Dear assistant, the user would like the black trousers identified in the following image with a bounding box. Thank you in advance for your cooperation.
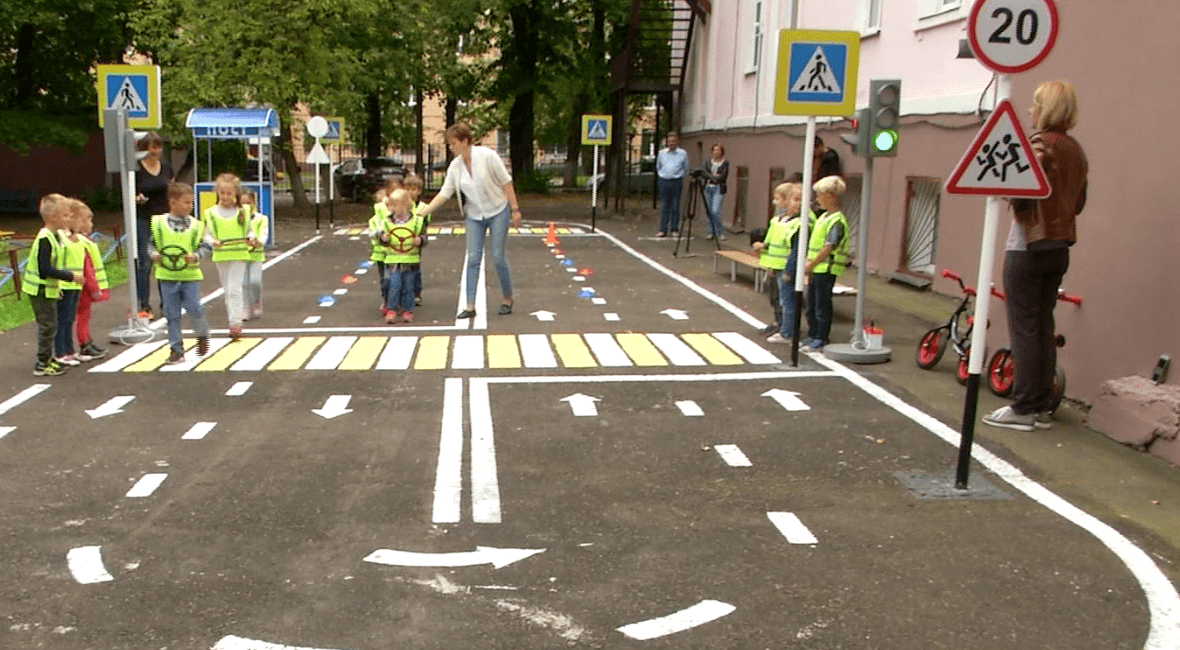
[1002,248,1069,415]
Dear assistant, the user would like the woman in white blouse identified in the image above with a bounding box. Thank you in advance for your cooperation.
[418,123,523,318]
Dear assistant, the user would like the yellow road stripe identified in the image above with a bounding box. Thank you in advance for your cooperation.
[616,333,669,366]
[339,336,387,371]
[682,333,744,365]
[195,338,262,372]
[125,339,193,372]
[487,334,522,368]
[268,336,326,370]
[551,333,596,368]
[453,227,466,235]
[557,227,572,234]
[414,336,450,370]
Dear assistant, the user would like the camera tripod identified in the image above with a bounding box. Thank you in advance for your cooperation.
[673,173,721,258]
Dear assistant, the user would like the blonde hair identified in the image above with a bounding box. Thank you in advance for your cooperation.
[384,176,404,194]
[39,193,69,222]
[1032,80,1078,131]
[813,175,846,197]
[403,173,423,191]
[374,188,388,203]
[168,182,193,200]
[240,188,257,204]
[387,188,410,208]
[214,173,244,224]
[774,182,801,199]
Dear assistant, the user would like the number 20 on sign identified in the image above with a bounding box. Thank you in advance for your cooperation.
[968,0,1059,74]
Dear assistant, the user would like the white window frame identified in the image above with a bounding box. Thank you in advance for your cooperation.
[745,1,764,76]
[859,0,883,37]
[915,0,966,32]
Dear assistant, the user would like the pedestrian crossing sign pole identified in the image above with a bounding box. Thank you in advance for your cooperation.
[96,64,161,129]
[581,114,612,233]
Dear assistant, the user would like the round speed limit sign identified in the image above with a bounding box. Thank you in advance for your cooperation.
[968,0,1059,74]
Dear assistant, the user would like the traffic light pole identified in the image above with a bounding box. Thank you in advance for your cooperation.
[954,73,1011,489]
[103,107,155,345]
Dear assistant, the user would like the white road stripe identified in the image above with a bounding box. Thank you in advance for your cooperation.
[355,268,368,275]
[226,381,253,396]
[182,422,217,440]
[333,288,348,295]
[88,340,168,373]
[714,444,752,467]
[713,331,782,364]
[647,333,706,366]
[0,426,14,439]
[212,635,349,650]
[126,473,168,498]
[519,334,558,368]
[604,312,620,321]
[376,336,418,370]
[768,512,818,544]
[305,336,356,370]
[302,316,321,324]
[158,338,231,372]
[433,378,463,523]
[469,378,501,524]
[452,335,485,370]
[0,384,51,417]
[583,333,633,367]
[675,400,704,416]
[591,297,606,305]
[473,256,488,331]
[66,546,114,584]
[231,337,294,371]
[617,599,735,640]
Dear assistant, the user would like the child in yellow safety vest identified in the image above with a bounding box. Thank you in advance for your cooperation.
[754,183,815,345]
[404,173,429,306]
[803,175,851,350]
[240,189,267,320]
[52,202,86,367]
[152,182,210,365]
[68,199,110,362]
[368,187,391,313]
[22,194,83,376]
[202,172,255,340]
[379,189,426,324]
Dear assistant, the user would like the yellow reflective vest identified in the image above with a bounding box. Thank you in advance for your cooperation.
[380,214,425,264]
[203,205,251,262]
[21,228,65,299]
[152,214,205,282]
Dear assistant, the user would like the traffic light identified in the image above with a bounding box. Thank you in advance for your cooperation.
[840,108,870,157]
[868,79,901,157]
[102,108,149,173]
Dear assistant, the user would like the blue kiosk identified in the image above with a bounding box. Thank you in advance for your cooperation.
[185,107,280,247]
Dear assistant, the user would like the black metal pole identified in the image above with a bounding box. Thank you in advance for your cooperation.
[956,372,982,488]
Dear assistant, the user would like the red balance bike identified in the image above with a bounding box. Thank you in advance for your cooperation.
[985,290,1082,414]
[915,269,1006,385]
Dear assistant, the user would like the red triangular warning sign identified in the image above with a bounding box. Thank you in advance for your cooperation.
[945,100,1051,198]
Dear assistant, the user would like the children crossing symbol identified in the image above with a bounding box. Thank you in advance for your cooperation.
[945,100,1050,198]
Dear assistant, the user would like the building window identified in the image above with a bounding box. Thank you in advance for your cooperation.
[902,178,941,276]
[746,1,763,75]
[915,0,966,31]
[862,0,883,35]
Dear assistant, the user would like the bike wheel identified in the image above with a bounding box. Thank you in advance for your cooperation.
[987,348,1015,397]
[956,345,980,386]
[1048,365,1067,414]
[916,327,949,369]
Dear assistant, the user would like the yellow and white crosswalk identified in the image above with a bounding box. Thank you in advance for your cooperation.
[89,332,782,373]
[334,226,588,236]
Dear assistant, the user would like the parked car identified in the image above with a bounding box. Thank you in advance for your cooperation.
[333,157,405,202]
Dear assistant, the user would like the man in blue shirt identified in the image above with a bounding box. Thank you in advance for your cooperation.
[655,132,689,237]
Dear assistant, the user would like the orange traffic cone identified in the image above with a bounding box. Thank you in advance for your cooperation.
[544,222,559,247]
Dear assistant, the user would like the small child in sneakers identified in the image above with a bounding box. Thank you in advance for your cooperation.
[404,173,429,306]
[240,189,266,320]
[150,182,211,364]
[52,202,86,368]
[368,187,390,314]
[23,194,83,376]
[379,189,426,324]
[69,199,110,362]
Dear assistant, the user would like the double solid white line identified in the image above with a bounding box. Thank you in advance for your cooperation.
[433,378,501,524]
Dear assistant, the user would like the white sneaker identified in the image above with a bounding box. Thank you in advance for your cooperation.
[1033,412,1053,429]
[766,333,789,343]
[982,406,1035,432]
[56,355,81,367]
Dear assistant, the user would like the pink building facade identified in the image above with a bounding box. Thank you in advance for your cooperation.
[679,0,1177,403]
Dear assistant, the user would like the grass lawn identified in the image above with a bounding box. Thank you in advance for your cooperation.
[0,258,129,333]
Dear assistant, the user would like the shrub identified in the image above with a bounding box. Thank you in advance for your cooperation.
[514,171,553,195]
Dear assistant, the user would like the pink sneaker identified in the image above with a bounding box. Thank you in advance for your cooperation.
[385,311,399,324]
[401,311,413,324]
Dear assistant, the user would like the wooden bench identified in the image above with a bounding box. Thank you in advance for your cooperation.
[713,248,858,296]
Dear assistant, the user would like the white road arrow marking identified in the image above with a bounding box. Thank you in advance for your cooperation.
[364,546,545,569]
[762,388,810,412]
[617,599,735,640]
[0,383,50,417]
[660,308,689,320]
[560,393,600,417]
[312,394,353,419]
[86,395,135,419]
[768,511,818,544]
[531,310,556,322]
[67,546,114,584]
[212,635,349,650]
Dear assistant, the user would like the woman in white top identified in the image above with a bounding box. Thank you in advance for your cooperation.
[418,123,523,318]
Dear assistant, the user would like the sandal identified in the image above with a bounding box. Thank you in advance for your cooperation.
[457,309,476,319]
[498,302,513,315]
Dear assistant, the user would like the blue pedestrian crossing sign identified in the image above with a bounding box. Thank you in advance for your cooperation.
[774,30,860,117]
[96,64,161,129]
[323,117,345,144]
[581,114,612,146]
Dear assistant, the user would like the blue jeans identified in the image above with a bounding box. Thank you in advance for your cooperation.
[704,185,724,237]
[464,205,513,306]
[806,272,838,344]
[54,290,79,357]
[657,177,683,234]
[134,218,154,311]
[384,266,420,313]
[160,280,209,353]
[777,274,800,338]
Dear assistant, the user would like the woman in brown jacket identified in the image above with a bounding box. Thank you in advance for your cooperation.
[984,80,1088,432]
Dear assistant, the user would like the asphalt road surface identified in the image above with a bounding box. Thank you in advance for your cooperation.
[1,221,1176,650]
